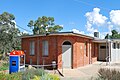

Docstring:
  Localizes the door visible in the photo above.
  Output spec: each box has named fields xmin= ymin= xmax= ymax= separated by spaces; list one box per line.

xmin=99 ymin=44 xmax=106 ymax=61
xmin=62 ymin=45 xmax=72 ymax=68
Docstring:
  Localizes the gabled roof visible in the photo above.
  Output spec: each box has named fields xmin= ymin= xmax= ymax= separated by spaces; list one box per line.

xmin=21 ymin=31 xmax=94 ymax=39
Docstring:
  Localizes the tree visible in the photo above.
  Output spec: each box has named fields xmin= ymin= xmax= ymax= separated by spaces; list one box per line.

xmin=111 ymin=30 xmax=118 ymax=36
xmin=105 ymin=30 xmax=120 ymax=39
xmin=28 ymin=16 xmax=63 ymax=34
xmin=0 ymin=12 xmax=21 ymax=55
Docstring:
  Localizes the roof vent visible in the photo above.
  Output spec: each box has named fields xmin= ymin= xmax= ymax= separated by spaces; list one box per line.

xmin=94 ymin=32 xmax=99 ymax=38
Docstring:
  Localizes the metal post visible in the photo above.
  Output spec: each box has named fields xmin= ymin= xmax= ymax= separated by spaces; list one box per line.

xmin=115 ymin=42 xmax=117 ymax=63
xmin=106 ymin=40 xmax=108 ymax=66
xmin=108 ymin=42 xmax=111 ymax=66
xmin=42 ymin=57 xmax=45 ymax=69
xmin=23 ymin=51 xmax=26 ymax=71
xmin=52 ymin=61 xmax=56 ymax=74
xmin=37 ymin=39 xmax=40 ymax=68
xmin=62 ymin=61 xmax=63 ymax=74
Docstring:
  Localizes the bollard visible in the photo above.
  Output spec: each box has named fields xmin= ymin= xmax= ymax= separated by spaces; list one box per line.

xmin=52 ymin=60 xmax=56 ymax=74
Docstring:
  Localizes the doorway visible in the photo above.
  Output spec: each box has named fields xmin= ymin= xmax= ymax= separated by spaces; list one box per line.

xmin=62 ymin=41 xmax=72 ymax=68
xmin=99 ymin=44 xmax=107 ymax=61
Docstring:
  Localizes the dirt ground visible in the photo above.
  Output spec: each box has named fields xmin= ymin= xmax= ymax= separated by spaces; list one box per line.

xmin=54 ymin=61 xmax=120 ymax=80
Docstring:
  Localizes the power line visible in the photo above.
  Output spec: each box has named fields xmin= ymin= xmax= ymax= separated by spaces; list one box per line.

xmin=16 ymin=24 xmax=33 ymax=33
xmin=74 ymin=0 xmax=111 ymax=11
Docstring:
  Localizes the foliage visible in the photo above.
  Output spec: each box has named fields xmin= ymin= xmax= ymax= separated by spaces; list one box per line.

xmin=0 ymin=68 xmax=60 ymax=80
xmin=22 ymin=68 xmax=60 ymax=80
xmin=28 ymin=16 xmax=63 ymax=34
xmin=105 ymin=30 xmax=120 ymax=39
xmin=0 ymin=62 xmax=9 ymax=71
xmin=33 ymin=73 xmax=60 ymax=80
xmin=0 ymin=72 xmax=22 ymax=80
xmin=22 ymin=68 xmax=46 ymax=80
xmin=91 ymin=68 xmax=120 ymax=80
xmin=20 ymin=32 xmax=29 ymax=36
xmin=0 ymin=12 xmax=21 ymax=55
xmin=33 ymin=75 xmax=40 ymax=80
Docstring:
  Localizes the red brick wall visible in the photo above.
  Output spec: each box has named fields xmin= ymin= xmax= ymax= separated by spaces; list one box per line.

xmin=57 ymin=36 xmax=76 ymax=68
xmin=21 ymin=35 xmax=98 ymax=69
xmin=22 ymin=36 xmax=57 ymax=65
xmin=91 ymin=43 xmax=99 ymax=63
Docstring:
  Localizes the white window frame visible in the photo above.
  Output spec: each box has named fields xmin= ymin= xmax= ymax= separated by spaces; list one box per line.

xmin=42 ymin=40 xmax=48 ymax=56
xmin=30 ymin=41 xmax=35 ymax=55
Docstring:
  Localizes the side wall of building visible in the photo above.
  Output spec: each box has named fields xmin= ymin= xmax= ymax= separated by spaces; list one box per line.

xmin=22 ymin=36 xmax=58 ymax=66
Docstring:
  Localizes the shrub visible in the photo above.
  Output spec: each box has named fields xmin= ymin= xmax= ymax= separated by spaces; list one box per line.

xmin=0 ymin=72 xmax=22 ymax=80
xmin=91 ymin=68 xmax=120 ymax=80
xmin=0 ymin=68 xmax=60 ymax=80
xmin=33 ymin=75 xmax=40 ymax=80
xmin=22 ymin=68 xmax=46 ymax=80
xmin=0 ymin=62 xmax=9 ymax=71
xmin=40 ymin=73 xmax=60 ymax=80
xmin=2 ymin=62 xmax=9 ymax=67
xmin=34 ymin=69 xmax=46 ymax=76
xmin=0 ymin=73 xmax=6 ymax=80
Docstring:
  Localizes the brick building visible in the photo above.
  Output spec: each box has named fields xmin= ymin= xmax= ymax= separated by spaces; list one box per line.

xmin=21 ymin=32 xmax=99 ymax=69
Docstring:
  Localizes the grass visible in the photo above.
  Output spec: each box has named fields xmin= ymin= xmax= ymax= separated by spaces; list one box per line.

xmin=0 ymin=62 xmax=9 ymax=71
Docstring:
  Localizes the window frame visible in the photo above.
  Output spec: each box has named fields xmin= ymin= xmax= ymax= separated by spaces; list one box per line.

xmin=30 ymin=41 xmax=35 ymax=56
xmin=42 ymin=40 xmax=49 ymax=57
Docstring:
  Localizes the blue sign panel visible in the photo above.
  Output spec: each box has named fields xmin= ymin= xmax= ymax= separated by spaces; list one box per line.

xmin=9 ymin=56 xmax=19 ymax=74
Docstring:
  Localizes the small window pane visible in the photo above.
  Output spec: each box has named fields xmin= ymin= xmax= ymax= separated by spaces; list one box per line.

xmin=42 ymin=41 xmax=48 ymax=56
xmin=113 ymin=43 xmax=116 ymax=49
xmin=100 ymin=46 xmax=106 ymax=49
xmin=63 ymin=41 xmax=71 ymax=45
xmin=117 ymin=43 xmax=119 ymax=49
xmin=30 ymin=41 xmax=35 ymax=55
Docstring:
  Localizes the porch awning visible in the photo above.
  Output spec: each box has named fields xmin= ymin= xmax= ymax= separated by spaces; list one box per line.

xmin=92 ymin=39 xmax=110 ymax=43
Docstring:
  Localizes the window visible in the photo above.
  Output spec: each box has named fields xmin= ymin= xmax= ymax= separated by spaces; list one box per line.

xmin=30 ymin=41 xmax=35 ymax=55
xmin=84 ymin=42 xmax=87 ymax=56
xmin=42 ymin=41 xmax=48 ymax=56
xmin=63 ymin=41 xmax=71 ymax=45
xmin=20 ymin=55 xmax=24 ymax=66
xmin=113 ymin=43 xmax=116 ymax=49
xmin=100 ymin=46 xmax=106 ymax=49
xmin=117 ymin=43 xmax=120 ymax=49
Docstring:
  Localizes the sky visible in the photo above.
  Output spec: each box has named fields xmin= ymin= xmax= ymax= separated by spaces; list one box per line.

xmin=1 ymin=0 xmax=120 ymax=38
